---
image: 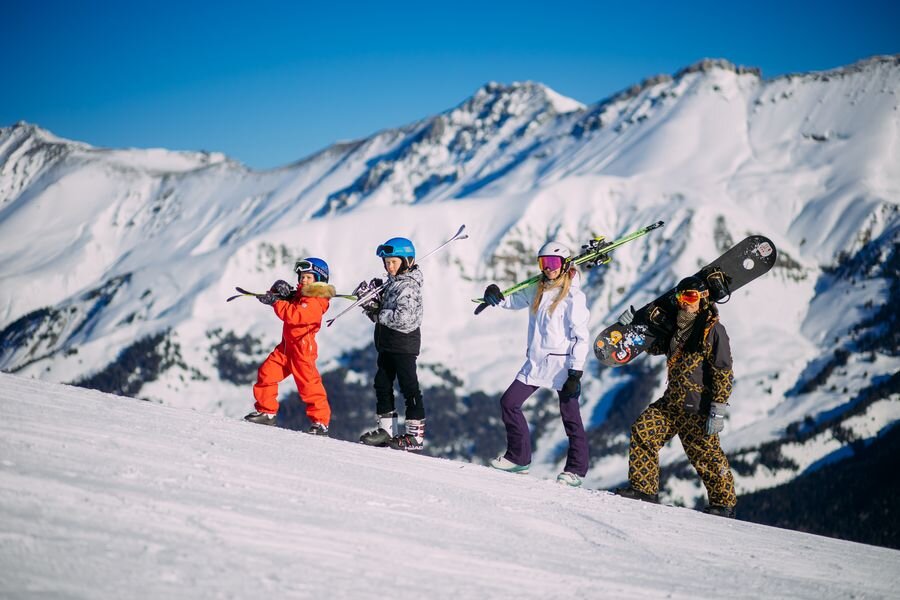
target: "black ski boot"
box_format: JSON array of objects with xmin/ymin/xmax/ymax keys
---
[
  {"xmin": 388, "ymin": 419, "xmax": 425, "ymax": 452},
  {"xmin": 306, "ymin": 422, "xmax": 329, "ymax": 436},
  {"xmin": 703, "ymin": 505, "xmax": 736, "ymax": 518},
  {"xmin": 388, "ymin": 434, "xmax": 423, "ymax": 452},
  {"xmin": 244, "ymin": 411, "xmax": 276, "ymax": 426},
  {"xmin": 360, "ymin": 412, "xmax": 398, "ymax": 447},
  {"xmin": 613, "ymin": 486, "xmax": 659, "ymax": 504}
]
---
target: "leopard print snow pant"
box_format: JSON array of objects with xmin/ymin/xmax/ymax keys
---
[{"xmin": 628, "ymin": 396, "xmax": 737, "ymax": 507}]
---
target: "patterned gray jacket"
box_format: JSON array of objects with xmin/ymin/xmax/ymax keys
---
[{"xmin": 373, "ymin": 267, "xmax": 424, "ymax": 354}]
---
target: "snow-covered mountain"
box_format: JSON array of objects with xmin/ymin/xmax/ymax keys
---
[
  {"xmin": 2, "ymin": 372, "xmax": 898, "ymax": 598},
  {"xmin": 1, "ymin": 56, "xmax": 898, "ymax": 532}
]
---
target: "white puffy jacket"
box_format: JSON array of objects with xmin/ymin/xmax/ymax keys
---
[{"xmin": 499, "ymin": 271, "xmax": 591, "ymax": 390}]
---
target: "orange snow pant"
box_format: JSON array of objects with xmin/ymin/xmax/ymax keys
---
[{"xmin": 253, "ymin": 346, "xmax": 331, "ymax": 426}]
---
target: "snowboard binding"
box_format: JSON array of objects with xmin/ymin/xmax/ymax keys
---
[{"xmin": 704, "ymin": 269, "xmax": 732, "ymax": 303}]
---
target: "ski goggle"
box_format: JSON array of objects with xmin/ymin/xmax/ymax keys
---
[
  {"xmin": 675, "ymin": 289, "xmax": 708, "ymax": 304},
  {"xmin": 293, "ymin": 260, "xmax": 327, "ymax": 282},
  {"xmin": 537, "ymin": 255, "xmax": 564, "ymax": 271},
  {"xmin": 293, "ymin": 260, "xmax": 313, "ymax": 274},
  {"xmin": 375, "ymin": 244, "xmax": 395, "ymax": 257},
  {"xmin": 376, "ymin": 244, "xmax": 414, "ymax": 258}
]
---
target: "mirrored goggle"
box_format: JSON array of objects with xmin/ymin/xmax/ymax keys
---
[
  {"xmin": 376, "ymin": 244, "xmax": 397, "ymax": 257},
  {"xmin": 676, "ymin": 289, "xmax": 707, "ymax": 304},
  {"xmin": 538, "ymin": 255, "xmax": 564, "ymax": 271},
  {"xmin": 294, "ymin": 260, "xmax": 314, "ymax": 274}
]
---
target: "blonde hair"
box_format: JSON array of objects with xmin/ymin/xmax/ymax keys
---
[{"xmin": 531, "ymin": 268, "xmax": 575, "ymax": 315}]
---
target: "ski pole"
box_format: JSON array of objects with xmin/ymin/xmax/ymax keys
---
[
  {"xmin": 325, "ymin": 224, "xmax": 469, "ymax": 327},
  {"xmin": 473, "ymin": 220, "xmax": 664, "ymax": 314}
]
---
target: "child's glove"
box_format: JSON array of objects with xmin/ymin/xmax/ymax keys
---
[
  {"xmin": 561, "ymin": 369, "xmax": 582, "ymax": 400},
  {"xmin": 705, "ymin": 402, "xmax": 728, "ymax": 436},
  {"xmin": 359, "ymin": 278, "xmax": 384, "ymax": 311},
  {"xmin": 483, "ymin": 284, "xmax": 504, "ymax": 306},
  {"xmin": 258, "ymin": 292, "xmax": 278, "ymax": 306},
  {"xmin": 270, "ymin": 279, "xmax": 293, "ymax": 298},
  {"xmin": 362, "ymin": 300, "xmax": 380, "ymax": 322},
  {"xmin": 354, "ymin": 278, "xmax": 384, "ymax": 303},
  {"xmin": 352, "ymin": 280, "xmax": 369, "ymax": 297}
]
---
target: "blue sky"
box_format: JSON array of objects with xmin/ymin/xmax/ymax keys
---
[{"xmin": 3, "ymin": 0, "xmax": 898, "ymax": 169}]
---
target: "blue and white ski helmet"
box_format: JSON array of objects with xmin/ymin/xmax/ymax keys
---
[
  {"xmin": 294, "ymin": 257, "xmax": 329, "ymax": 283},
  {"xmin": 376, "ymin": 237, "xmax": 415, "ymax": 259}
]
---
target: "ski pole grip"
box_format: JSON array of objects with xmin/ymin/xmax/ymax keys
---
[{"xmin": 474, "ymin": 302, "xmax": 490, "ymax": 315}]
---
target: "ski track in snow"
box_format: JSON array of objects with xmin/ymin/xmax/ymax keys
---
[{"xmin": 1, "ymin": 373, "xmax": 898, "ymax": 599}]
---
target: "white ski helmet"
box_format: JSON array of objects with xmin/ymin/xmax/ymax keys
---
[{"xmin": 537, "ymin": 240, "xmax": 572, "ymax": 260}]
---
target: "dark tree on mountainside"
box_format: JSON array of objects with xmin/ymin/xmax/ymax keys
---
[{"xmin": 737, "ymin": 424, "xmax": 900, "ymax": 550}]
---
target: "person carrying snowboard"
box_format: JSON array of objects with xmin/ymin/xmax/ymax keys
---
[
  {"xmin": 481, "ymin": 241, "xmax": 591, "ymax": 487},
  {"xmin": 243, "ymin": 257, "xmax": 336, "ymax": 435},
  {"xmin": 356, "ymin": 237, "xmax": 426, "ymax": 451},
  {"xmin": 614, "ymin": 275, "xmax": 738, "ymax": 517}
]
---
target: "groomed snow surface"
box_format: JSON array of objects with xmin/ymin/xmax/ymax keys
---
[{"xmin": 1, "ymin": 373, "xmax": 898, "ymax": 599}]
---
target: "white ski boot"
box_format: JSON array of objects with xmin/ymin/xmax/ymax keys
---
[
  {"xmin": 489, "ymin": 456, "xmax": 530, "ymax": 474},
  {"xmin": 556, "ymin": 472, "xmax": 582, "ymax": 487}
]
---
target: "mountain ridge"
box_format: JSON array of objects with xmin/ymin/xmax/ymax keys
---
[{"xmin": 0, "ymin": 56, "xmax": 897, "ymax": 530}]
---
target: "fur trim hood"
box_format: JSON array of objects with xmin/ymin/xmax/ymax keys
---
[{"xmin": 300, "ymin": 282, "xmax": 337, "ymax": 299}]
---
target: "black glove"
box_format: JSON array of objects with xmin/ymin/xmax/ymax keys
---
[
  {"xmin": 483, "ymin": 284, "xmax": 504, "ymax": 306},
  {"xmin": 561, "ymin": 369, "xmax": 582, "ymax": 399},
  {"xmin": 270, "ymin": 279, "xmax": 293, "ymax": 298},
  {"xmin": 617, "ymin": 305, "xmax": 636, "ymax": 326},
  {"xmin": 363, "ymin": 300, "xmax": 380, "ymax": 322},
  {"xmin": 360, "ymin": 278, "xmax": 384, "ymax": 310},
  {"xmin": 706, "ymin": 402, "xmax": 728, "ymax": 435},
  {"xmin": 364, "ymin": 295, "xmax": 382, "ymax": 310},
  {"xmin": 258, "ymin": 292, "xmax": 278, "ymax": 306}
]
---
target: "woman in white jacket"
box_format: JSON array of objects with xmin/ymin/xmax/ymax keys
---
[{"xmin": 481, "ymin": 241, "xmax": 591, "ymax": 487}]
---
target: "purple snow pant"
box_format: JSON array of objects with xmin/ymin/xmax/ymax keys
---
[{"xmin": 500, "ymin": 379, "xmax": 589, "ymax": 477}]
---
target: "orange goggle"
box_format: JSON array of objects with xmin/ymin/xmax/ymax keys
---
[
  {"xmin": 675, "ymin": 289, "xmax": 708, "ymax": 304},
  {"xmin": 538, "ymin": 256, "xmax": 565, "ymax": 271}
]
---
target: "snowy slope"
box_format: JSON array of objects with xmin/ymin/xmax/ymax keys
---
[
  {"xmin": 1, "ymin": 372, "xmax": 898, "ymax": 599},
  {"xmin": 0, "ymin": 56, "xmax": 898, "ymax": 509}
]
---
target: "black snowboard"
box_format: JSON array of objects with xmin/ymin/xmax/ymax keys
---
[{"xmin": 593, "ymin": 236, "xmax": 777, "ymax": 367}]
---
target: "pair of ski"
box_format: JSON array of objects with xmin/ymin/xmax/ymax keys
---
[
  {"xmin": 225, "ymin": 287, "xmax": 357, "ymax": 303},
  {"xmin": 471, "ymin": 221, "xmax": 665, "ymax": 314},
  {"xmin": 227, "ymin": 225, "xmax": 471, "ymax": 328}
]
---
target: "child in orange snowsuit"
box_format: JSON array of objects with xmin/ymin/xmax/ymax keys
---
[{"xmin": 243, "ymin": 257, "xmax": 336, "ymax": 435}]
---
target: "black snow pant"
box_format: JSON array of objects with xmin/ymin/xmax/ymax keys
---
[{"xmin": 374, "ymin": 351, "xmax": 424, "ymax": 420}]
